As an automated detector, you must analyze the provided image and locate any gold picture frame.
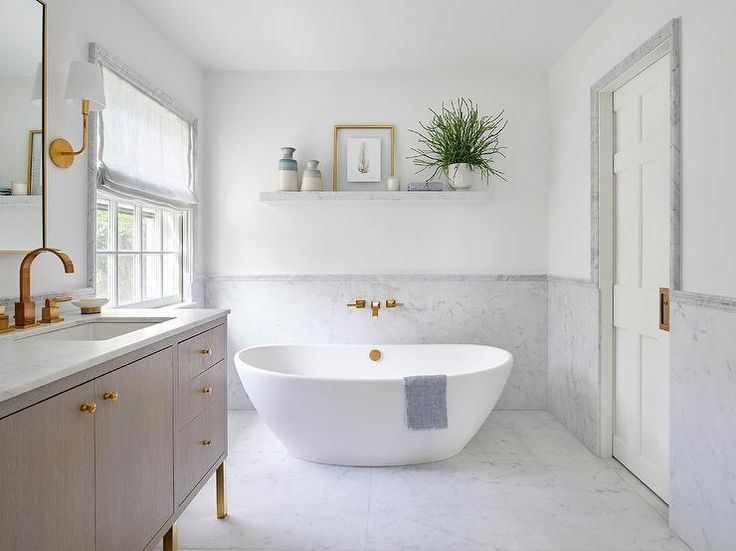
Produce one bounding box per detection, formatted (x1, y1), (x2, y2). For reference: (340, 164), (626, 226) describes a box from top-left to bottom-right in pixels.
(27, 130), (43, 195)
(332, 124), (395, 191)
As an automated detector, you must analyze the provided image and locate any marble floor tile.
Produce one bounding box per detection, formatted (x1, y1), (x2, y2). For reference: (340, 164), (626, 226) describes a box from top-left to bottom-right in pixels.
(171, 410), (688, 551)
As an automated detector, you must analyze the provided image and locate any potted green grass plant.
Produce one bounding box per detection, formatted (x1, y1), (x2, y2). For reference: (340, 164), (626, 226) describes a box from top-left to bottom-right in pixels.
(409, 98), (507, 190)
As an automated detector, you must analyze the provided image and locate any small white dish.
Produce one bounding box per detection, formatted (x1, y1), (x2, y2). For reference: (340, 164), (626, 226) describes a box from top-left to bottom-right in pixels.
(72, 298), (109, 314)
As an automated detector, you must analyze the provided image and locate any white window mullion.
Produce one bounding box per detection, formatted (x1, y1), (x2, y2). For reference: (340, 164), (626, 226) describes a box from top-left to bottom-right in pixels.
(111, 197), (119, 307)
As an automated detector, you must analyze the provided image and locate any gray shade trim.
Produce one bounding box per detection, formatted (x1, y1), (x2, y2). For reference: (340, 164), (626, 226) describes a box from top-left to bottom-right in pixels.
(202, 273), (548, 283)
(672, 290), (736, 313)
(590, 19), (681, 287)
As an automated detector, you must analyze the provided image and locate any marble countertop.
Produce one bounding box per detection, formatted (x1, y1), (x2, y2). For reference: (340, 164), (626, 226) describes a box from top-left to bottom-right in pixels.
(0, 308), (229, 410)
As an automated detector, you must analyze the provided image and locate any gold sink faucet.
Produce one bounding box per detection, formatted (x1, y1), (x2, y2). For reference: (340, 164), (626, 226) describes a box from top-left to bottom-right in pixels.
(15, 248), (75, 328)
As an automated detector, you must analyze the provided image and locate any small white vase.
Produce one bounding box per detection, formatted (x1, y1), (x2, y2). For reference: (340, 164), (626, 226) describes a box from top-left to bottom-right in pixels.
(447, 163), (474, 191)
(300, 160), (323, 192)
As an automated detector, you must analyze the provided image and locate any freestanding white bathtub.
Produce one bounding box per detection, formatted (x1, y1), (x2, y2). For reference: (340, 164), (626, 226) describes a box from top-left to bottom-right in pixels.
(234, 344), (513, 466)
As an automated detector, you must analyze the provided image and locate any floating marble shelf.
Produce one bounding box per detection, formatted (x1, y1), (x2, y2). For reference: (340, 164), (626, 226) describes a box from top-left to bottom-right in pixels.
(259, 191), (493, 204)
(0, 195), (41, 206)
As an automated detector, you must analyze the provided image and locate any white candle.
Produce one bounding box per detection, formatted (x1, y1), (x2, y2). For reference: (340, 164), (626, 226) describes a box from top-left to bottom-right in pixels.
(11, 182), (27, 196)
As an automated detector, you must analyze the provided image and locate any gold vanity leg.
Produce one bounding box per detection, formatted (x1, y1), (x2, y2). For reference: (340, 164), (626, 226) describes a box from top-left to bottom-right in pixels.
(163, 523), (178, 551)
(216, 461), (227, 518)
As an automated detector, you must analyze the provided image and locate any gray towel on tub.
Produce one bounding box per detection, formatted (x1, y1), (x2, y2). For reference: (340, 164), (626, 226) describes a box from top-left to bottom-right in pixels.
(404, 375), (448, 431)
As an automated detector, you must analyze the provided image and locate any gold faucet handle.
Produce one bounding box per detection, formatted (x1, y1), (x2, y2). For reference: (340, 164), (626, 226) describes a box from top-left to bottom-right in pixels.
(44, 296), (72, 307)
(386, 299), (404, 308)
(40, 296), (73, 324)
(347, 299), (366, 309)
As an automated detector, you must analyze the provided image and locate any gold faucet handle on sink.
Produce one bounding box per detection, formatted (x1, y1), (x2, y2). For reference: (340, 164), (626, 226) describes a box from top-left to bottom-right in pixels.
(347, 299), (366, 309)
(0, 305), (14, 334)
(40, 296), (73, 324)
(385, 299), (404, 308)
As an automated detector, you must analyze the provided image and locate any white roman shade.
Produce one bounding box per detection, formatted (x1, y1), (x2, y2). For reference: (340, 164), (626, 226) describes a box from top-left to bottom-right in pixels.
(97, 66), (197, 208)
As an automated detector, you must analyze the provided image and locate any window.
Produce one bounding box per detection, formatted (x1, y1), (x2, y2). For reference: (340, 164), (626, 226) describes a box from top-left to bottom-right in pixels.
(97, 192), (184, 307)
(92, 44), (197, 308)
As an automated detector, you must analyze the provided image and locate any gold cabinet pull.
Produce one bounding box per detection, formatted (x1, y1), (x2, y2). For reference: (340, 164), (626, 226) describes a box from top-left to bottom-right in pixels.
(80, 402), (97, 414)
(385, 299), (404, 308)
(202, 439), (213, 446)
(202, 386), (214, 395)
(103, 391), (119, 402)
(347, 299), (366, 309)
(659, 287), (670, 331)
(200, 348), (212, 355)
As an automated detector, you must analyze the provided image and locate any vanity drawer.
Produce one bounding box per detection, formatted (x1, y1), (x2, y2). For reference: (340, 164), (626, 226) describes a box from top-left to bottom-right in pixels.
(179, 359), (226, 428)
(175, 397), (227, 505)
(178, 324), (226, 382)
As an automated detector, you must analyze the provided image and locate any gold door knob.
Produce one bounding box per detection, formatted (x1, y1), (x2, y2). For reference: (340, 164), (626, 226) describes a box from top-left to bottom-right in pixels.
(202, 387), (214, 395)
(200, 348), (212, 355)
(103, 391), (119, 402)
(202, 439), (213, 446)
(80, 402), (97, 414)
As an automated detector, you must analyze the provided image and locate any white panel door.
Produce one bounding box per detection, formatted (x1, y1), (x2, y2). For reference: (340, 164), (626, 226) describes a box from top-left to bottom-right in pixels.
(612, 54), (670, 502)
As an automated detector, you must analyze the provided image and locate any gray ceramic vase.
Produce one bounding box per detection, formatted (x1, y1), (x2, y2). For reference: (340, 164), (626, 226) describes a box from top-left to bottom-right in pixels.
(278, 147), (299, 191)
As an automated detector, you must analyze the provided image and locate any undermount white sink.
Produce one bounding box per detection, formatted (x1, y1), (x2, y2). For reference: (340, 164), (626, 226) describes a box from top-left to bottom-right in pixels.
(20, 319), (173, 342)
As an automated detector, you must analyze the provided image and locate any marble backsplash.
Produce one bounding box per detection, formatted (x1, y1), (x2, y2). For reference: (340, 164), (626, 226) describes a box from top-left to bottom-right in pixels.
(547, 277), (600, 454)
(669, 296), (736, 551)
(203, 274), (548, 411)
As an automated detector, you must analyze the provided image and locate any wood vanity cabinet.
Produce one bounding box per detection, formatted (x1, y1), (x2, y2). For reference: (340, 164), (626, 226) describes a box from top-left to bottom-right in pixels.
(0, 318), (228, 551)
(95, 348), (174, 551)
(0, 382), (96, 550)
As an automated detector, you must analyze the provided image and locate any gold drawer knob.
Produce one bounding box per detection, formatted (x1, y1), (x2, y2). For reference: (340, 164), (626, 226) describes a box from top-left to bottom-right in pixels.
(202, 386), (214, 395)
(103, 391), (119, 402)
(202, 439), (213, 446)
(200, 348), (212, 355)
(80, 402), (97, 414)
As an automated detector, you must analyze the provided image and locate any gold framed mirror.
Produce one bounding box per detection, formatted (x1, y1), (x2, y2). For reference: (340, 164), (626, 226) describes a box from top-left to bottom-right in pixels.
(0, 0), (46, 253)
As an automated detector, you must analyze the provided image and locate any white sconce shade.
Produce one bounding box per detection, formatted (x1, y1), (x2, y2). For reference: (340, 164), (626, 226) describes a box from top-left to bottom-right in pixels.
(65, 61), (106, 111)
(31, 62), (43, 105)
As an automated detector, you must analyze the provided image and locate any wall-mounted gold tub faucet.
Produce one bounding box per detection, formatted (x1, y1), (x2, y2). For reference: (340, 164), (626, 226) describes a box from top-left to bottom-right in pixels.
(347, 299), (403, 319)
(15, 247), (75, 328)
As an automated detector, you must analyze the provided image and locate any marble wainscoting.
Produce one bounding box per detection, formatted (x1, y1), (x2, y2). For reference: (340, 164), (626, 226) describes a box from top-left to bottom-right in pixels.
(203, 274), (548, 411)
(547, 276), (601, 455)
(669, 292), (736, 551)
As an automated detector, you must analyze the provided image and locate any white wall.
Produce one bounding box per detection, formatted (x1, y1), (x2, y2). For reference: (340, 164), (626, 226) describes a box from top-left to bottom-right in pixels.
(0, 0), (203, 298)
(548, 0), (736, 297)
(203, 70), (548, 276)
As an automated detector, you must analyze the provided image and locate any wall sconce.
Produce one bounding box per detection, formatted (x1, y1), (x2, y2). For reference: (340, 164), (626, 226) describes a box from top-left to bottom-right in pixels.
(50, 61), (106, 169)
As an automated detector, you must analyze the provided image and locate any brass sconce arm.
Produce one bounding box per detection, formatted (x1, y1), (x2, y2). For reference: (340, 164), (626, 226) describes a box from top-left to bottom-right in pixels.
(50, 99), (90, 168)
(50, 61), (106, 169)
